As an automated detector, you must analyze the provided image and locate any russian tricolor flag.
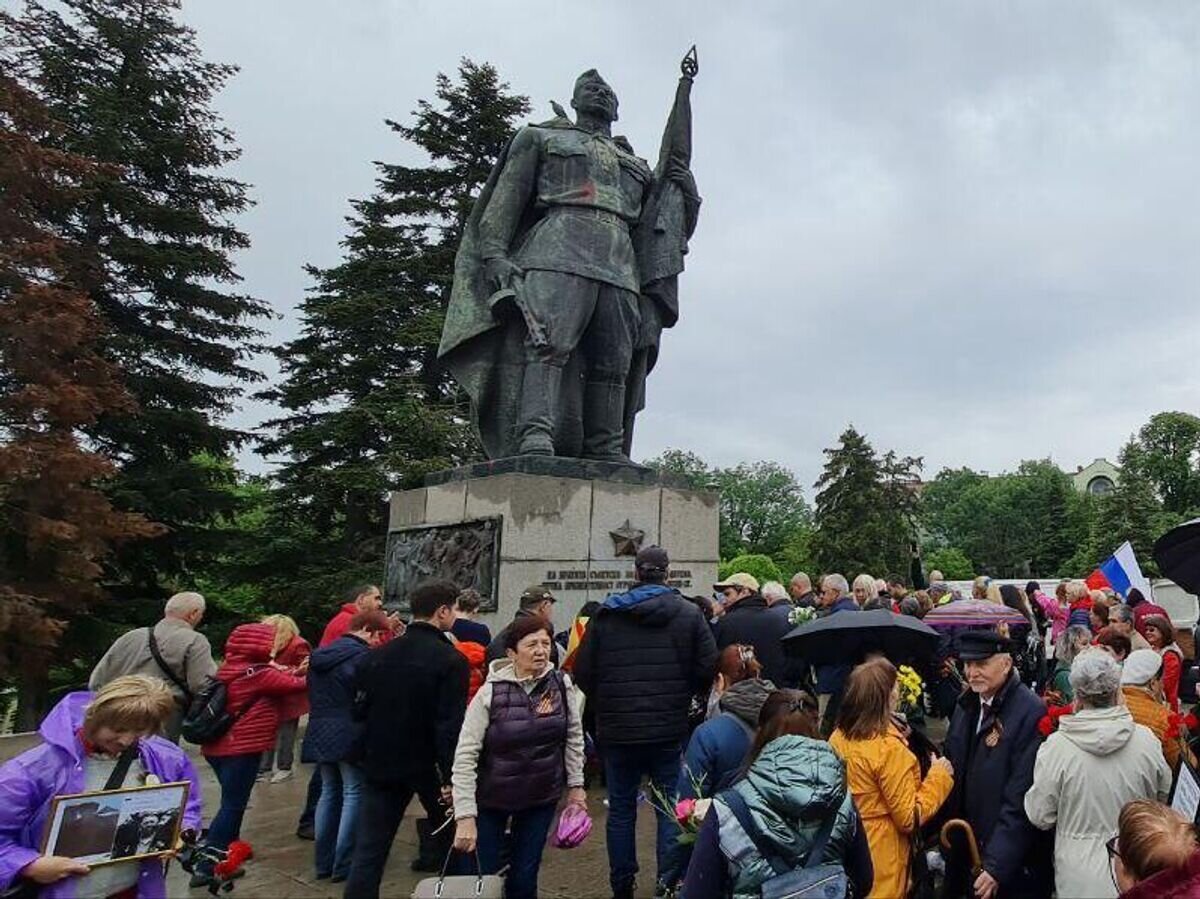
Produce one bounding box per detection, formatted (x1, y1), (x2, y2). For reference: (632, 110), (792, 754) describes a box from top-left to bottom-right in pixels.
(1085, 540), (1152, 599)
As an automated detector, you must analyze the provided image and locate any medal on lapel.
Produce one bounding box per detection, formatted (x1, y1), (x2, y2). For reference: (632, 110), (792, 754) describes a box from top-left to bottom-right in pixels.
(985, 719), (1003, 748)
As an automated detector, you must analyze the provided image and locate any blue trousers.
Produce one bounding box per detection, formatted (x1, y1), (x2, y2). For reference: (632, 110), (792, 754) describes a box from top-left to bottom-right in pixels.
(476, 803), (557, 899)
(602, 741), (682, 894)
(205, 753), (261, 851)
(315, 762), (364, 879)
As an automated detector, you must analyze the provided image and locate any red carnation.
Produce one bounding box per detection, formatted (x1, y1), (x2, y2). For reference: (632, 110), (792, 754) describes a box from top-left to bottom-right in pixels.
(214, 840), (253, 879)
(1037, 703), (1073, 737)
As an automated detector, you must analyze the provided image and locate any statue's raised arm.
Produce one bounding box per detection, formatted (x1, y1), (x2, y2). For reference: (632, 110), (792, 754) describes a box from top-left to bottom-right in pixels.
(622, 48), (703, 457)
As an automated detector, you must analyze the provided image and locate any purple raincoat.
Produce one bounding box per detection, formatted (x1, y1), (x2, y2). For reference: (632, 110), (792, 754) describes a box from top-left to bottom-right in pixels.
(0, 691), (203, 899)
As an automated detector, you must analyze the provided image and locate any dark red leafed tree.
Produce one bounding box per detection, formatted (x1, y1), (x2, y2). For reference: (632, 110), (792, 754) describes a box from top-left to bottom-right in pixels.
(0, 73), (161, 726)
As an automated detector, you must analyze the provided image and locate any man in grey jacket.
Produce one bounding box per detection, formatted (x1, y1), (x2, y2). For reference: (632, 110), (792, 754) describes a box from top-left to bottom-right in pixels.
(89, 591), (217, 741)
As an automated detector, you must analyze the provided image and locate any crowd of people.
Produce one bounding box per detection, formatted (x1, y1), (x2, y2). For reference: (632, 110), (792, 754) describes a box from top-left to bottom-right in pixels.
(3, 557), (1200, 898)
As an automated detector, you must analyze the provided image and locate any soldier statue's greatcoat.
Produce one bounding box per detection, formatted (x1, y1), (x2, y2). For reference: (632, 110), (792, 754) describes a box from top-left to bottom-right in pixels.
(439, 56), (700, 462)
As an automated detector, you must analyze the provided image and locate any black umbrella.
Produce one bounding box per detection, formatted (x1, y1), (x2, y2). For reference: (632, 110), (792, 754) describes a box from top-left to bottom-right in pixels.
(1154, 518), (1200, 595)
(782, 609), (940, 667)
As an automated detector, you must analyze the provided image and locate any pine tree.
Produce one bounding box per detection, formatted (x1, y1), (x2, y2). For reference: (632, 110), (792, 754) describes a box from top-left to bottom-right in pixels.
(0, 73), (161, 725)
(258, 60), (529, 572)
(810, 427), (917, 576)
(4, 0), (267, 594)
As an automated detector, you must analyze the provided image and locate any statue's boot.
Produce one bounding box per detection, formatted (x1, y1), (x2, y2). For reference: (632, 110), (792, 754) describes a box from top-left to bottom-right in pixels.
(516, 360), (561, 455)
(583, 377), (632, 463)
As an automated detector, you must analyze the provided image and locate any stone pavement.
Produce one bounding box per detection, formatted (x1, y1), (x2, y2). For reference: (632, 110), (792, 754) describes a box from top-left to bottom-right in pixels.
(178, 754), (659, 899)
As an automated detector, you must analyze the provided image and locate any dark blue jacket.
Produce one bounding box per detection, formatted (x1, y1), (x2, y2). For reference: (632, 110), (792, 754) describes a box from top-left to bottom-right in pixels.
(814, 596), (859, 694)
(575, 583), (718, 746)
(943, 670), (1050, 897)
(679, 712), (753, 799)
(713, 594), (798, 687)
(301, 634), (371, 763)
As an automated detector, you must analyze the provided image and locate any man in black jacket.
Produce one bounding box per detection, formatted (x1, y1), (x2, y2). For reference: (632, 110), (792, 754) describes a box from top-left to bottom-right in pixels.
(942, 630), (1050, 899)
(484, 584), (559, 665)
(574, 545), (718, 899)
(343, 580), (468, 899)
(712, 572), (798, 688)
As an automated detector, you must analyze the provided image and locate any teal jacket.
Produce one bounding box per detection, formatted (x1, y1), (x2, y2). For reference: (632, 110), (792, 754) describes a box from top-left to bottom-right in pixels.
(715, 735), (863, 897)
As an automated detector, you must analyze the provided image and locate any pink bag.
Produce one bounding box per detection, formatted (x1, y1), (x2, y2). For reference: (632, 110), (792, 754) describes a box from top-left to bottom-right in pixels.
(552, 803), (592, 849)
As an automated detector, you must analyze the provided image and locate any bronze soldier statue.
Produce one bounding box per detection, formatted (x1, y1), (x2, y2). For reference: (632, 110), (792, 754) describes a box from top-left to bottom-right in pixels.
(439, 51), (701, 462)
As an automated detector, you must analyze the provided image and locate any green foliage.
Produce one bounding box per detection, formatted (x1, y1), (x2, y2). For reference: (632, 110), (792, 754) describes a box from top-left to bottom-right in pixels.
(1122, 411), (1200, 517)
(4, 0), (268, 597)
(1063, 440), (1183, 578)
(809, 427), (922, 577)
(258, 59), (529, 572)
(644, 450), (810, 560)
(923, 547), (974, 580)
(921, 459), (1085, 578)
(718, 554), (782, 586)
(774, 528), (814, 580)
(644, 449), (714, 490)
(715, 462), (810, 559)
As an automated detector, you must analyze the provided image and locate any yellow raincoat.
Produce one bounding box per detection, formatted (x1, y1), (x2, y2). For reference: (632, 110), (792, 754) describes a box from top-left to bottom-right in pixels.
(830, 724), (953, 899)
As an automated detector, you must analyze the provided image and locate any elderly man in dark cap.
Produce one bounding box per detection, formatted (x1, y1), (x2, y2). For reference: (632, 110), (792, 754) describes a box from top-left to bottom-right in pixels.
(942, 630), (1050, 899)
(485, 584), (559, 665)
(575, 545), (718, 898)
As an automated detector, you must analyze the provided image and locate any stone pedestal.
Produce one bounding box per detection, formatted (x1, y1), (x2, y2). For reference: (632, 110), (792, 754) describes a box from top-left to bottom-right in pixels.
(385, 457), (720, 629)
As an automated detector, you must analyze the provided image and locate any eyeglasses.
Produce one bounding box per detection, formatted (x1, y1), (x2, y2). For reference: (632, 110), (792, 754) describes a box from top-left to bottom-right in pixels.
(1106, 836), (1121, 890)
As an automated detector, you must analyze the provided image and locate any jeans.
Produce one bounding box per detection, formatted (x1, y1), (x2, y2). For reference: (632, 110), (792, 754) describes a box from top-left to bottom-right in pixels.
(315, 762), (364, 879)
(205, 754), (262, 851)
(298, 766), (323, 829)
(603, 741), (682, 894)
(476, 803), (557, 899)
(343, 778), (446, 899)
(261, 718), (299, 772)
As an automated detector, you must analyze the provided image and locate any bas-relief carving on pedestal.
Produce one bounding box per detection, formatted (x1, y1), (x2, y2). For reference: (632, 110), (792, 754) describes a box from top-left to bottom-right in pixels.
(383, 517), (500, 611)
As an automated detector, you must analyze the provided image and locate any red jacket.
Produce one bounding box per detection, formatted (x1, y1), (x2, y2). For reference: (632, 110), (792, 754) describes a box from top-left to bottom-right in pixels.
(320, 603), (395, 648)
(1162, 645), (1183, 712)
(320, 604), (359, 647)
(203, 623), (307, 758)
(1122, 849), (1200, 899)
(274, 635), (311, 721)
(455, 641), (487, 703)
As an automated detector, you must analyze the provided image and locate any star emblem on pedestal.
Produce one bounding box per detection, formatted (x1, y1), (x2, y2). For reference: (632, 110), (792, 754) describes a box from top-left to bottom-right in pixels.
(609, 519), (646, 557)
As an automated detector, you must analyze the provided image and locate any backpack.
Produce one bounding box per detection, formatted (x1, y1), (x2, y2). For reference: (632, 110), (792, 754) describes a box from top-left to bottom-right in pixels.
(720, 788), (847, 899)
(180, 673), (261, 744)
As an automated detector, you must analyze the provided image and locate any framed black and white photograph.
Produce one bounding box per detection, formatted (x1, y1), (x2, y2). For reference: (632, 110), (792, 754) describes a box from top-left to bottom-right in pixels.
(42, 781), (189, 867)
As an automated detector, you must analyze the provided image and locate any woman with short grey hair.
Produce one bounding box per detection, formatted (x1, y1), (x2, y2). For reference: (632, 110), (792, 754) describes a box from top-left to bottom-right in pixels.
(759, 580), (788, 605)
(1048, 625), (1092, 703)
(1024, 650), (1172, 898)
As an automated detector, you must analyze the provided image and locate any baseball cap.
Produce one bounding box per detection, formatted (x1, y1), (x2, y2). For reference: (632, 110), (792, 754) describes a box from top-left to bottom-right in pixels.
(713, 573), (760, 593)
(635, 545), (669, 572)
(519, 585), (556, 609)
(1121, 649), (1162, 686)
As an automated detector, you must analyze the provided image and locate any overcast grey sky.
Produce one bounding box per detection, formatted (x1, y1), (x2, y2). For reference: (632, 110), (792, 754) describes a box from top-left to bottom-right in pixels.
(178, 1), (1200, 493)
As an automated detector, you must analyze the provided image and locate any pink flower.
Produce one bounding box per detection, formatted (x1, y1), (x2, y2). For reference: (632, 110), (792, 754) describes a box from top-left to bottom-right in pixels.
(674, 798), (696, 823)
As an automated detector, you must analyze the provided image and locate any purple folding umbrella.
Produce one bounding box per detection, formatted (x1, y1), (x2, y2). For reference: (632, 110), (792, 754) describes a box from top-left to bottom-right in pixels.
(923, 599), (1031, 633)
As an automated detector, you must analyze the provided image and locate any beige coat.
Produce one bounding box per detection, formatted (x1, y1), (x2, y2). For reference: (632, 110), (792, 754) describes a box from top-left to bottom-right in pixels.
(1024, 706), (1171, 899)
(89, 617), (216, 702)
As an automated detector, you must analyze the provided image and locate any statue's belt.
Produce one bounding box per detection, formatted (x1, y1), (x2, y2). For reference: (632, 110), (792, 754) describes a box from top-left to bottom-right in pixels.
(545, 206), (630, 226)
